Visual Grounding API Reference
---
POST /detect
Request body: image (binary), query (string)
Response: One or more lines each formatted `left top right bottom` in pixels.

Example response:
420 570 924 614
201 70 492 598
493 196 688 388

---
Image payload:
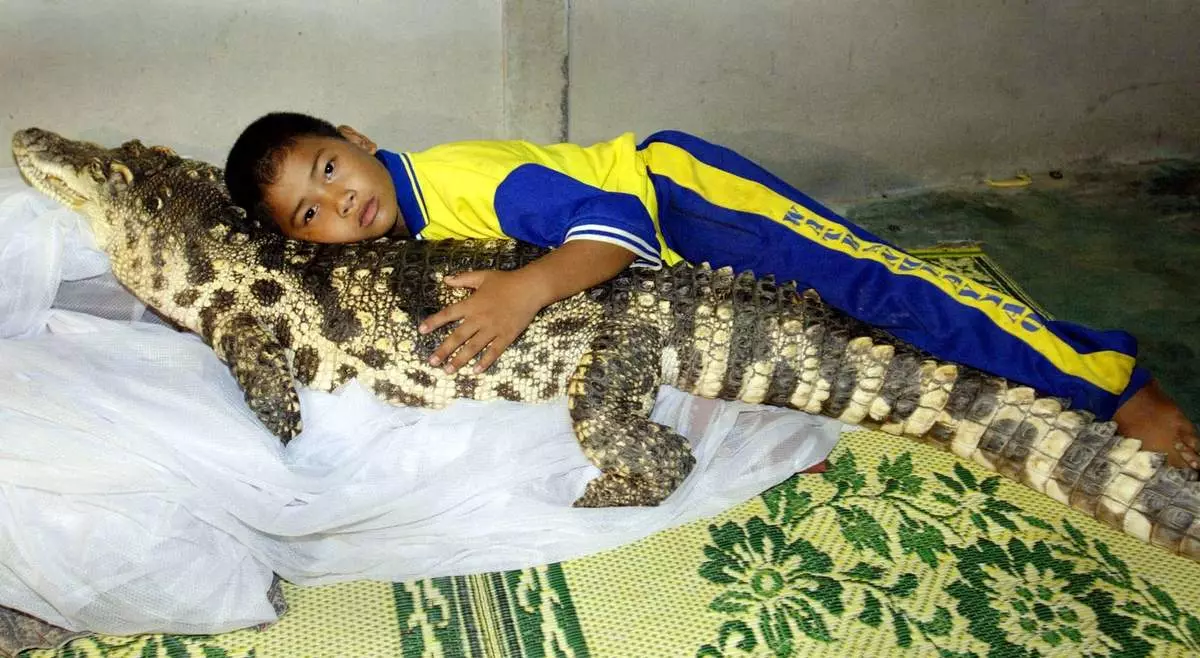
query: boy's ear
337 125 378 154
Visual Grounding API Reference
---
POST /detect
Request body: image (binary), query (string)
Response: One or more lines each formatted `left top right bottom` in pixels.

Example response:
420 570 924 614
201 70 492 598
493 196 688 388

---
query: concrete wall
570 0 1200 199
3 0 1197 199
1 0 504 165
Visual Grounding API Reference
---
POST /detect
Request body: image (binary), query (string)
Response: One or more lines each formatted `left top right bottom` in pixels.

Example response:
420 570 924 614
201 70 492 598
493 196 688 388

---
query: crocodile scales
12 127 1200 560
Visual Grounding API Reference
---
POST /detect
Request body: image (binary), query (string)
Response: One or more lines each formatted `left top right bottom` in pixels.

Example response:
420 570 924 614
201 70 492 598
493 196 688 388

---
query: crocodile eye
87 160 105 182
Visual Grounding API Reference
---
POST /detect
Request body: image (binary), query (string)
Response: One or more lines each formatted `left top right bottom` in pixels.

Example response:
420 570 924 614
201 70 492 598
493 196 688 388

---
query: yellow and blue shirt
376 131 1148 419
377 133 666 269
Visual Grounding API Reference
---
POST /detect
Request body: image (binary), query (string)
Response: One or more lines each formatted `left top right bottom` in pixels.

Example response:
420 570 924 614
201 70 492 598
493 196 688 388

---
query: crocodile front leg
568 318 695 507
210 312 302 442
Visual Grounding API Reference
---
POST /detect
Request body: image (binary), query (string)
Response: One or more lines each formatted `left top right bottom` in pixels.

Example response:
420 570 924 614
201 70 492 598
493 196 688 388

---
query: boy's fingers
448 333 494 372
1173 423 1200 469
420 303 467 334
430 323 476 367
1185 429 1200 469
1179 444 1200 470
444 270 489 289
472 337 512 373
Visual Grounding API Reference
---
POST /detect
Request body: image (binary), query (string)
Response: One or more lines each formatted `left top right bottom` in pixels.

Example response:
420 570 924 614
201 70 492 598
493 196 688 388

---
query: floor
841 158 1200 420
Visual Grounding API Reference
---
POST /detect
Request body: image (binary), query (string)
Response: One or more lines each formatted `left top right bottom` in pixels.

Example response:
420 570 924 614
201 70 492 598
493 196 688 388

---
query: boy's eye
303 206 317 224
324 161 335 179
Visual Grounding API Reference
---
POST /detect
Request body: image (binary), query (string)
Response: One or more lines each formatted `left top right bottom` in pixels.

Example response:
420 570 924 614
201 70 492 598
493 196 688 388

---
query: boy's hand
419 269 546 374
418 240 638 375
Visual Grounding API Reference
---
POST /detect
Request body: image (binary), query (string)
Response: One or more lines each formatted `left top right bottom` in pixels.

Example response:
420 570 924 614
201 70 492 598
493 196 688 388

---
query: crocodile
12 127 1200 561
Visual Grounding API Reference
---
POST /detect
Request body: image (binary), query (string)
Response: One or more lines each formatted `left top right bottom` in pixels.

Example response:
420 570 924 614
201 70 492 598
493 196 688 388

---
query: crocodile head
10 127 274 331
12 127 206 249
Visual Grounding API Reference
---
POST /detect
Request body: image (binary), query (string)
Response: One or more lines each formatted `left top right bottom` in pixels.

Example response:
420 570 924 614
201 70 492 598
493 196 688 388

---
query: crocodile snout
11 128 52 156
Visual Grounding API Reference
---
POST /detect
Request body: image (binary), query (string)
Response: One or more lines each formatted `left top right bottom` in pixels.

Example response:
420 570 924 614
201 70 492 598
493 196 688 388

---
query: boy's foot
1112 378 1200 470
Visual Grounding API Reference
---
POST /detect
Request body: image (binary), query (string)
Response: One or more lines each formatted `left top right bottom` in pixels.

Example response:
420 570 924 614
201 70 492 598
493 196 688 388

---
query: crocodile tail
675 267 1200 562
812 320 1200 562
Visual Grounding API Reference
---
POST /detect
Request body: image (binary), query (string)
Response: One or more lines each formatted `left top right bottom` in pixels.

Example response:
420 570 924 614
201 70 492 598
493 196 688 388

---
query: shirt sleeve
493 163 662 268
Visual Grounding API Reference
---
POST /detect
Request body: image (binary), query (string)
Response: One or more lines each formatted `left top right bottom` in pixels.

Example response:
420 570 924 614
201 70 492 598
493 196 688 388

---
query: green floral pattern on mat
696 447 1200 657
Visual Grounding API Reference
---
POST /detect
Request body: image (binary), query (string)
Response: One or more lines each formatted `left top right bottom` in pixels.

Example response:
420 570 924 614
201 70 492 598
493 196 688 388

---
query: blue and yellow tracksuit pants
637 130 1148 420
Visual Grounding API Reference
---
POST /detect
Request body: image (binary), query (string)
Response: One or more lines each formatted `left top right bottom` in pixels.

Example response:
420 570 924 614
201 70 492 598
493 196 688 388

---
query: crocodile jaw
12 127 141 248
14 128 100 206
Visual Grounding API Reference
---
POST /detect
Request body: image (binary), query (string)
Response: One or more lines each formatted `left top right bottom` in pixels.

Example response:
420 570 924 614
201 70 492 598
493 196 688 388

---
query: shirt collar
375 148 426 237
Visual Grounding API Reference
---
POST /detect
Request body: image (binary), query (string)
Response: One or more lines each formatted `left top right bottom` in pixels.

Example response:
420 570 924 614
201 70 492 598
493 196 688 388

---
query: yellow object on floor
985 172 1034 188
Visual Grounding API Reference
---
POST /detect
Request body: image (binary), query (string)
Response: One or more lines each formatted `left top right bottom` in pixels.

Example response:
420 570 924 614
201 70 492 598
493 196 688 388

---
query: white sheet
0 167 845 634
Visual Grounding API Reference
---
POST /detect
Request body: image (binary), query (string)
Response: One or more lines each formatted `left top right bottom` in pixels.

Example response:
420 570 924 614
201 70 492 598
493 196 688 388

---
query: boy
224 112 1198 468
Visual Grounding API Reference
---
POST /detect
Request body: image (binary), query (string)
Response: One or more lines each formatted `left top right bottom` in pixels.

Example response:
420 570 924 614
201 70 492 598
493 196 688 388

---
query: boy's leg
639 131 1199 466
637 131 1165 433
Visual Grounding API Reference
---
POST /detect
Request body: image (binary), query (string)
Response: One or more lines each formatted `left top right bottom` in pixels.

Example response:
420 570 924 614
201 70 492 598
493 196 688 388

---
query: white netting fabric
0 168 844 634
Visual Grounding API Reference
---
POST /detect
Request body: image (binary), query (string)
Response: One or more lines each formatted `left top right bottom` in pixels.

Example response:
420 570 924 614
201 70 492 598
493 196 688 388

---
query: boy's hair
223 112 344 231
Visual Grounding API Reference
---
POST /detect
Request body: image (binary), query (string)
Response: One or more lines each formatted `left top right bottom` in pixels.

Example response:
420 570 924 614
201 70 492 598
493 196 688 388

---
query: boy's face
262 133 401 243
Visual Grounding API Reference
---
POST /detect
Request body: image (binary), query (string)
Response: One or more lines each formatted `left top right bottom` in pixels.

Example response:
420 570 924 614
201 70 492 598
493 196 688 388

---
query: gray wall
1 0 504 165
3 0 1198 198
570 0 1200 199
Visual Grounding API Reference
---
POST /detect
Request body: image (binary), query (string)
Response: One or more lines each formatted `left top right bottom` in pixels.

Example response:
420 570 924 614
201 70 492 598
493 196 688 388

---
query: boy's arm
420 240 637 374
